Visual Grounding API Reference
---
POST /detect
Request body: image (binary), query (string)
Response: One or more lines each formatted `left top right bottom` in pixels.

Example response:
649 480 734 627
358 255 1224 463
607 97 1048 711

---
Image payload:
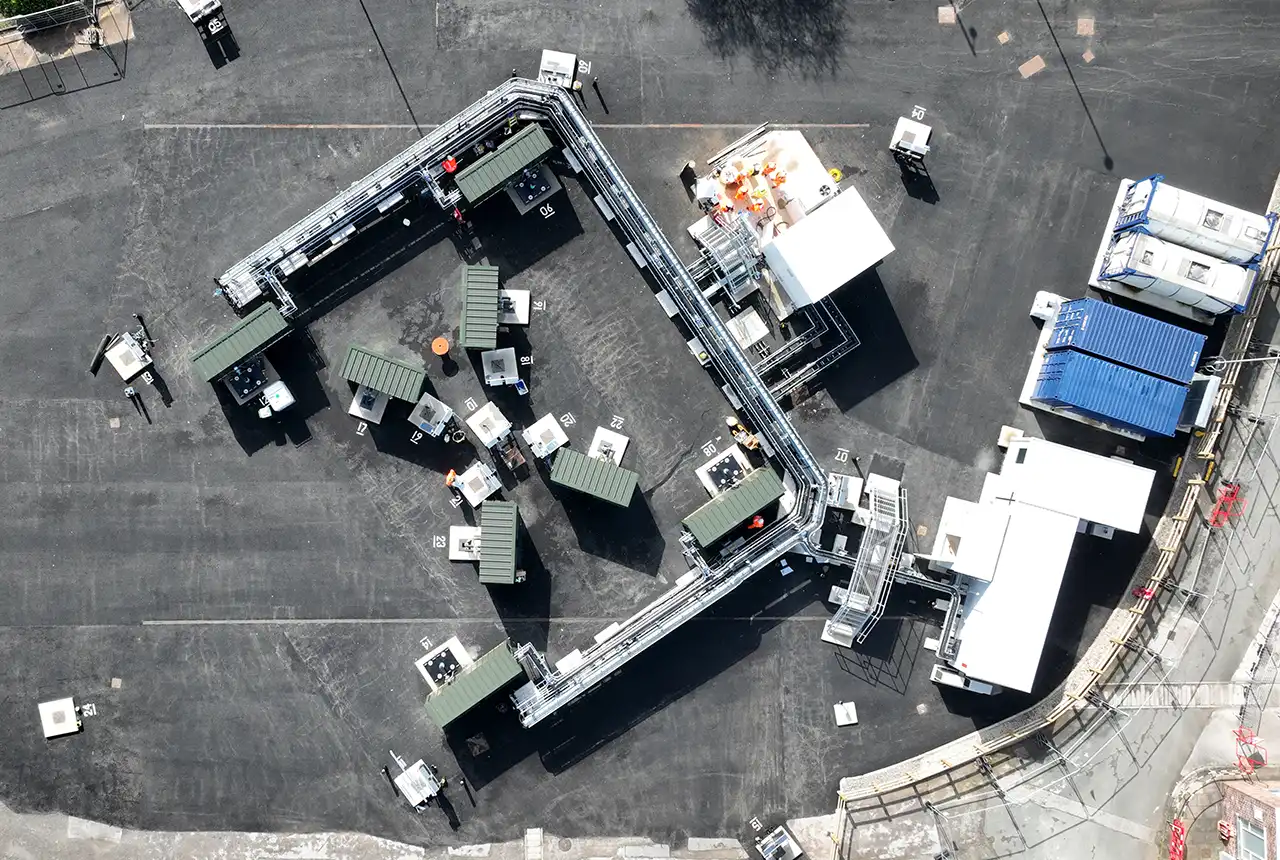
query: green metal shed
458 265 500 351
479 501 520 585
549 448 639 508
339 345 426 402
453 123 555 205
682 468 786 546
190 304 289 383
423 642 525 729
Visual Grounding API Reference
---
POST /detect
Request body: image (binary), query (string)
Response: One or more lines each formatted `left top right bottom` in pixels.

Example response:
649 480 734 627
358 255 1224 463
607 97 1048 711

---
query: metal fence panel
0 0 92 35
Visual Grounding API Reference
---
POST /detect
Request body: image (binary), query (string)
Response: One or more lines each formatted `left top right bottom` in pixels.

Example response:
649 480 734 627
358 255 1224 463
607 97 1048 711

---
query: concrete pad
66 816 122 842
938 6 956 25
1083 49 1096 63
1077 17 1096 36
1019 55 1047 78
997 31 1011 44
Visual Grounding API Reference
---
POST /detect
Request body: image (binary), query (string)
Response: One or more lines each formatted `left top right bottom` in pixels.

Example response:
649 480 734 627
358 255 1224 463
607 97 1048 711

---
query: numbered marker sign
610 415 625 429
835 448 850 463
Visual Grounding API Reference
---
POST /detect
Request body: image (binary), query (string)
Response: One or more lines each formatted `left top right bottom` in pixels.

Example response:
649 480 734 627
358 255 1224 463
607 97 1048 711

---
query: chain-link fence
0 0 93 35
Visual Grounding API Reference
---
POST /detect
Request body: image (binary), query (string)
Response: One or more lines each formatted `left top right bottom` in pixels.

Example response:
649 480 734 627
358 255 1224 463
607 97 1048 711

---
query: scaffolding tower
822 477 906 646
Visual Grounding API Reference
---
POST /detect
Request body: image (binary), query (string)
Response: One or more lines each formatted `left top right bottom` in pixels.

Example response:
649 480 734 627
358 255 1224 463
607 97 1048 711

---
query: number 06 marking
539 203 555 219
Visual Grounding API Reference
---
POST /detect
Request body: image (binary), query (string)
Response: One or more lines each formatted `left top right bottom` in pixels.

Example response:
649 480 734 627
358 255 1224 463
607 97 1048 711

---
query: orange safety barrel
445 469 457 486
432 336 450 356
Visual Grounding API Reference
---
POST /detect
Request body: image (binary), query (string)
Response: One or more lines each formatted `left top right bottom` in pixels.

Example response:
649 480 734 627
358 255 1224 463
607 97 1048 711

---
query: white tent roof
998 438 1155 532
953 501 1080 692
761 187 894 309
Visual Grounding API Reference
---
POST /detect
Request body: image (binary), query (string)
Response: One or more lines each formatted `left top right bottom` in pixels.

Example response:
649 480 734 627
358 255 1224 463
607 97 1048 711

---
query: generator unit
1098 230 1255 316
1113 174 1276 265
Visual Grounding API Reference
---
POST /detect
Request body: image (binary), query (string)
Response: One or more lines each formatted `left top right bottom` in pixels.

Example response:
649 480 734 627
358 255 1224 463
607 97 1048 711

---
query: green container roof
423 642 525 729
459 265 500 350
190 304 289 383
454 123 554 205
682 468 785 546
338 345 425 401
479 501 519 585
549 448 639 508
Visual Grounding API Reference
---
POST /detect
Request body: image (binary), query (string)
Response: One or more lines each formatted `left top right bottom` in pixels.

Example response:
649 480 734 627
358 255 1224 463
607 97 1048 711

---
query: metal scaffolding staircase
822 476 905 647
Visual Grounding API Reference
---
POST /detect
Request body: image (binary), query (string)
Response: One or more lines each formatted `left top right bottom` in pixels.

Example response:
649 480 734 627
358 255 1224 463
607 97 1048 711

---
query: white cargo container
1098 230 1255 315
1114 174 1276 265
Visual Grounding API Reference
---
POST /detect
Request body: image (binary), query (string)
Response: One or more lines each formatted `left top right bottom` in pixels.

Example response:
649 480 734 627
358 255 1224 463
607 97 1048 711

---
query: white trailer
1098 230 1255 315
1114 174 1276 265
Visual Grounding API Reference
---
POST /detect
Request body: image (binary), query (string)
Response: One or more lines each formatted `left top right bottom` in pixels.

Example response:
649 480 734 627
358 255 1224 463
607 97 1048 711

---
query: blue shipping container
1032 350 1188 437
1047 298 1205 384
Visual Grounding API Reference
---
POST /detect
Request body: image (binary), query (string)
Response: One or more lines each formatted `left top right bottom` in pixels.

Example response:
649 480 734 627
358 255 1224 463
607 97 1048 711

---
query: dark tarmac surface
1 0 1278 846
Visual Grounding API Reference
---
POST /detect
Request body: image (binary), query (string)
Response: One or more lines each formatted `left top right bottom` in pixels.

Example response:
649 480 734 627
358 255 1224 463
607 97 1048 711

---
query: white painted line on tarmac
142 122 871 131
141 615 847 625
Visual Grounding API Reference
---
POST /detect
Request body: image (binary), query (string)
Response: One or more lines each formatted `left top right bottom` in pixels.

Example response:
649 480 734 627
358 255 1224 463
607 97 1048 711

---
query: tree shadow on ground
684 0 845 78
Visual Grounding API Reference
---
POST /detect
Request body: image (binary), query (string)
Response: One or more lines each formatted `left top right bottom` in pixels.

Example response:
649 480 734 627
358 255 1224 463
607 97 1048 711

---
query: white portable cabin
1114 174 1276 265
1099 230 1255 315
944 439 1156 693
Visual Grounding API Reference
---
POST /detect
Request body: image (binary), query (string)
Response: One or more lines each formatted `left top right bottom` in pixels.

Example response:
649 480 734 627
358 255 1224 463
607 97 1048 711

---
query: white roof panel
761 186 894 308
999 439 1155 532
950 503 1010 583
953 503 1079 692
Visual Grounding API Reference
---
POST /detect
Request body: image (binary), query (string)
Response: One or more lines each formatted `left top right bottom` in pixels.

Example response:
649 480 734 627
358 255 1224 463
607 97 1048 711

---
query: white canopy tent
761 187 894 311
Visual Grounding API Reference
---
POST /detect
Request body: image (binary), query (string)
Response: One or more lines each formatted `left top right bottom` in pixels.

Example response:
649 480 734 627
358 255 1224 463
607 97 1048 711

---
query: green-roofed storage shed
682 467 785 546
479 501 520 585
339 345 426 402
423 642 525 729
453 123 554 205
190 304 289 383
549 448 639 508
459 265 500 350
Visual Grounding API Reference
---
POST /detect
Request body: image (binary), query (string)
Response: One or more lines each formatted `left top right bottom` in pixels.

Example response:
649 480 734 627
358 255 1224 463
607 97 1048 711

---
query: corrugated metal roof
459 265 500 350
423 642 524 729
479 501 519 585
1032 350 1188 437
190 304 289 383
549 448 639 507
682 467 786 546
1048 298 1205 384
454 124 554 204
338 345 425 401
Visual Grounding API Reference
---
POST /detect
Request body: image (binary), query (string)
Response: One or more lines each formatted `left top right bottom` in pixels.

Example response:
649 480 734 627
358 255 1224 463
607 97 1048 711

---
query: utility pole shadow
1034 0 1113 170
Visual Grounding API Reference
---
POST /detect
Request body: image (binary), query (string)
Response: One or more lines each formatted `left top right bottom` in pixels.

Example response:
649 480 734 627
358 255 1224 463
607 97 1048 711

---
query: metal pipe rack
215 79 833 727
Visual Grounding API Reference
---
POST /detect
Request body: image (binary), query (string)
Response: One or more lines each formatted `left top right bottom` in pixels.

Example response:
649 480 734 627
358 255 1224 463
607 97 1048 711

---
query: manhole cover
558 838 572 851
